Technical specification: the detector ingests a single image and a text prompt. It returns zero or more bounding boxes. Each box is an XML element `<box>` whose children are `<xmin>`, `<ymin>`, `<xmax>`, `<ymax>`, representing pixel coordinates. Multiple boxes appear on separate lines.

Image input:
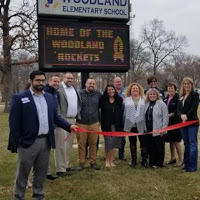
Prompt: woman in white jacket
<box><xmin>123</xmin><ymin>83</ymin><xmax>147</xmax><ymax>167</ymax></box>
<box><xmin>145</xmin><ymin>88</ymin><xmax>169</xmax><ymax>168</ymax></box>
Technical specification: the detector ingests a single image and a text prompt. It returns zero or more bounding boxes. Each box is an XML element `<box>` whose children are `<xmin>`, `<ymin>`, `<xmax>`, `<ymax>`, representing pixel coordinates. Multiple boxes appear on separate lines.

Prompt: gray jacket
<box><xmin>145</xmin><ymin>100</ymin><xmax>169</xmax><ymax>136</ymax></box>
<box><xmin>57</xmin><ymin>84</ymin><xmax>82</xmax><ymax>120</ymax></box>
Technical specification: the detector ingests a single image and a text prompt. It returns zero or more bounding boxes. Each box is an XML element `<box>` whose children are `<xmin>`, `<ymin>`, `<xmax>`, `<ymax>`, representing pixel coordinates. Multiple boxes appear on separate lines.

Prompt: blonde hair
<box><xmin>179</xmin><ymin>77</ymin><xmax>195</xmax><ymax>97</ymax></box>
<box><xmin>125</xmin><ymin>82</ymin><xmax>144</xmax><ymax>97</ymax></box>
<box><xmin>145</xmin><ymin>88</ymin><xmax>161</xmax><ymax>102</ymax></box>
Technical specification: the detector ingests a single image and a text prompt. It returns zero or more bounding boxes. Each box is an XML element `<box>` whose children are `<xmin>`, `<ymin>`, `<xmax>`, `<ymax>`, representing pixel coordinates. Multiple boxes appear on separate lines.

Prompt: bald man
<box><xmin>55</xmin><ymin>72</ymin><xmax>82</xmax><ymax>177</ymax></box>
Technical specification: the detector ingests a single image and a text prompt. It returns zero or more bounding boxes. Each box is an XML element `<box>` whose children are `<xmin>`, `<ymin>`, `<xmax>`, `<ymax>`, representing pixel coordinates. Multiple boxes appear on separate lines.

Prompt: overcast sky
<box><xmin>131</xmin><ymin>0</ymin><xmax>200</xmax><ymax>56</ymax></box>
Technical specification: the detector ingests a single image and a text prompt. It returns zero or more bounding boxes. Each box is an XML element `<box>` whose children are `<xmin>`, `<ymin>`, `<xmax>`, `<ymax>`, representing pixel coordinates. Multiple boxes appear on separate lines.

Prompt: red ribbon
<box><xmin>76</xmin><ymin>120</ymin><xmax>199</xmax><ymax>137</ymax></box>
<box><xmin>64</xmin><ymin>120</ymin><xmax>198</xmax><ymax>141</ymax></box>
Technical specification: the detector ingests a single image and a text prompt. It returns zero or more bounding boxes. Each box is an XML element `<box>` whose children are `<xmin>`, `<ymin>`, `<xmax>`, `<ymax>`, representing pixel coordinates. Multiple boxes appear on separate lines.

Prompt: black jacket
<box><xmin>177</xmin><ymin>91</ymin><xmax>199</xmax><ymax>126</ymax></box>
<box><xmin>99</xmin><ymin>96</ymin><xmax>124</xmax><ymax>131</ymax></box>
<box><xmin>44</xmin><ymin>84</ymin><xmax>58</xmax><ymax>106</ymax></box>
<box><xmin>163</xmin><ymin>93</ymin><xmax>179</xmax><ymax>125</ymax></box>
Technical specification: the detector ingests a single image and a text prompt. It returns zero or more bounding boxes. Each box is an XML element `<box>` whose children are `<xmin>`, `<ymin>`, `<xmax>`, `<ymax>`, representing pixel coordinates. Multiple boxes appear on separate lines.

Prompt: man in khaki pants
<box><xmin>76</xmin><ymin>77</ymin><xmax>102</xmax><ymax>171</ymax></box>
<box><xmin>55</xmin><ymin>72</ymin><xmax>82</xmax><ymax>177</ymax></box>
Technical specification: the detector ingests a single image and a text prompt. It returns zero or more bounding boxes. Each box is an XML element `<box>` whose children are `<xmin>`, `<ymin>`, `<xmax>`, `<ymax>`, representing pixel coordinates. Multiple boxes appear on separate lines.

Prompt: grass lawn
<box><xmin>1</xmin><ymin>108</ymin><xmax>200</xmax><ymax>200</ymax></box>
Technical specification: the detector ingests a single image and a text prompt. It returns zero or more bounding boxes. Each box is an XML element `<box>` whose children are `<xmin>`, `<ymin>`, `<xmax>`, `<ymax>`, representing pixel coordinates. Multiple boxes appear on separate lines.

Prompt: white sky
<box><xmin>131</xmin><ymin>0</ymin><xmax>200</xmax><ymax>56</ymax></box>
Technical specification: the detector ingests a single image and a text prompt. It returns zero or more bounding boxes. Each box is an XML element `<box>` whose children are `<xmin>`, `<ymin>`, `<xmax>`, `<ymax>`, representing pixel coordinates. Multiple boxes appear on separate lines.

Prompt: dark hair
<box><xmin>102</xmin><ymin>84</ymin><xmax>122</xmax><ymax>105</ymax></box>
<box><xmin>166</xmin><ymin>82</ymin><xmax>177</xmax><ymax>91</ymax></box>
<box><xmin>86</xmin><ymin>77</ymin><xmax>95</xmax><ymax>82</ymax></box>
<box><xmin>147</xmin><ymin>75</ymin><xmax>157</xmax><ymax>84</ymax></box>
<box><xmin>29</xmin><ymin>70</ymin><xmax>46</xmax><ymax>81</ymax></box>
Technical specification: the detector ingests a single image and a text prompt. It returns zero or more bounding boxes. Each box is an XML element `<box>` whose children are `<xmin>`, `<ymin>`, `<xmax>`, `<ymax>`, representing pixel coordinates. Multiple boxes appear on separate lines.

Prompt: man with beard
<box><xmin>55</xmin><ymin>72</ymin><xmax>81</xmax><ymax>177</ymax></box>
<box><xmin>76</xmin><ymin>77</ymin><xmax>101</xmax><ymax>171</ymax></box>
<box><xmin>9</xmin><ymin>70</ymin><xmax>78</xmax><ymax>200</ymax></box>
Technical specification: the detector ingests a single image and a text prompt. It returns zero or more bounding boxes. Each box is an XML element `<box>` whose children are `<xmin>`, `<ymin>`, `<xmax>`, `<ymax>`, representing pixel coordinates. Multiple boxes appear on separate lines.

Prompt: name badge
<box><xmin>21</xmin><ymin>97</ymin><xmax>30</xmax><ymax>104</ymax></box>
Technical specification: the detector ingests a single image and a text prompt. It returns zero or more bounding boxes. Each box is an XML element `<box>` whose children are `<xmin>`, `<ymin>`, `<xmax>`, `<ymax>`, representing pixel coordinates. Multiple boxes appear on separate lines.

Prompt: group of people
<box><xmin>8</xmin><ymin>70</ymin><xmax>199</xmax><ymax>200</ymax></box>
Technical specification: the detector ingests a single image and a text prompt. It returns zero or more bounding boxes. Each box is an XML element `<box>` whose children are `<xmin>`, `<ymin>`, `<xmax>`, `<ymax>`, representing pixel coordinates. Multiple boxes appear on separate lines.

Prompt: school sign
<box><xmin>38</xmin><ymin>0</ymin><xmax>130</xmax><ymax>20</ymax></box>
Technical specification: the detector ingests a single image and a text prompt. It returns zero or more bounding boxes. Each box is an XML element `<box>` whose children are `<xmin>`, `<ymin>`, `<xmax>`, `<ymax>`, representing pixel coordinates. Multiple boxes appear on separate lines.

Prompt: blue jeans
<box><xmin>181</xmin><ymin>125</ymin><xmax>199</xmax><ymax>171</ymax></box>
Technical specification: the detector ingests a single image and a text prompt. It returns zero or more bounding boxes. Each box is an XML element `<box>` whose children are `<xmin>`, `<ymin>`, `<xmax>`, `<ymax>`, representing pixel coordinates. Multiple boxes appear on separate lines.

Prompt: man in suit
<box><xmin>9</xmin><ymin>70</ymin><xmax>78</xmax><ymax>200</ymax></box>
<box><xmin>55</xmin><ymin>72</ymin><xmax>82</xmax><ymax>177</ymax></box>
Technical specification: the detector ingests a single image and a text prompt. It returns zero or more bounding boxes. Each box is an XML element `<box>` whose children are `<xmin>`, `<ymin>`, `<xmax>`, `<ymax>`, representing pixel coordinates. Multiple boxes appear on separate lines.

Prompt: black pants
<box><xmin>147</xmin><ymin>134</ymin><xmax>165</xmax><ymax>167</ymax></box>
<box><xmin>118</xmin><ymin>137</ymin><xmax>126</xmax><ymax>159</ymax></box>
<box><xmin>129</xmin><ymin>127</ymin><xmax>148</xmax><ymax>163</ymax></box>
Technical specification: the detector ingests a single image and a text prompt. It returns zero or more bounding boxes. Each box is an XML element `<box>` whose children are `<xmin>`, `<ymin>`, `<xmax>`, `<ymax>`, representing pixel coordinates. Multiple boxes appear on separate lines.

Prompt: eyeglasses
<box><xmin>34</xmin><ymin>79</ymin><xmax>46</xmax><ymax>83</ymax></box>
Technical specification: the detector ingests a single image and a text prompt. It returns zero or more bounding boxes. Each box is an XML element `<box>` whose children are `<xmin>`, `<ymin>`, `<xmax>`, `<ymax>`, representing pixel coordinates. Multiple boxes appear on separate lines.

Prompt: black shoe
<box><xmin>46</xmin><ymin>174</ymin><xmax>59</xmax><ymax>180</ymax></box>
<box><xmin>141</xmin><ymin>160</ymin><xmax>149</xmax><ymax>168</ymax></box>
<box><xmin>91</xmin><ymin>163</ymin><xmax>100</xmax><ymax>170</ymax></box>
<box><xmin>130</xmin><ymin>161</ymin><xmax>137</xmax><ymax>168</ymax></box>
<box><xmin>168</xmin><ymin>159</ymin><xmax>176</xmax><ymax>165</ymax></box>
<box><xmin>66</xmin><ymin>167</ymin><xmax>76</xmax><ymax>172</ymax></box>
<box><xmin>77</xmin><ymin>164</ymin><xmax>84</xmax><ymax>171</ymax></box>
<box><xmin>119</xmin><ymin>157</ymin><xmax>127</xmax><ymax>161</ymax></box>
<box><xmin>56</xmin><ymin>172</ymin><xmax>68</xmax><ymax>177</ymax></box>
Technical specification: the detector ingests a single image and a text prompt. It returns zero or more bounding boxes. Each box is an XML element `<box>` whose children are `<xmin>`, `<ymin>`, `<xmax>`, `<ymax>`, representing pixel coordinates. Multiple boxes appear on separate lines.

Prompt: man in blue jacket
<box><xmin>113</xmin><ymin>76</ymin><xmax>126</xmax><ymax>161</ymax></box>
<box><xmin>44</xmin><ymin>74</ymin><xmax>61</xmax><ymax>180</ymax></box>
<box><xmin>9</xmin><ymin>70</ymin><xmax>77</xmax><ymax>200</ymax></box>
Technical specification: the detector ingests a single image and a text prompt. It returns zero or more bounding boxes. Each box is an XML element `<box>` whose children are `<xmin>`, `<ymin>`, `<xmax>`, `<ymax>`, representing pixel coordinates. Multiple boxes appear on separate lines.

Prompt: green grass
<box><xmin>1</xmin><ymin>108</ymin><xmax>200</xmax><ymax>200</ymax></box>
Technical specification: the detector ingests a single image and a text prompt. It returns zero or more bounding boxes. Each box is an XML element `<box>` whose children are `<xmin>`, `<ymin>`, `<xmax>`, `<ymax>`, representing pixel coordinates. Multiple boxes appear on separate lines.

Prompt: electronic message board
<box><xmin>38</xmin><ymin>19</ymin><xmax>129</xmax><ymax>72</ymax></box>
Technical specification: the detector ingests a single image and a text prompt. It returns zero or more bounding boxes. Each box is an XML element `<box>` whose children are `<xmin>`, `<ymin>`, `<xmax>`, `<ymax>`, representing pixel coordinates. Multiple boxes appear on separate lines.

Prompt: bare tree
<box><xmin>0</xmin><ymin>0</ymin><xmax>38</xmax><ymax>112</ymax></box>
<box><xmin>140</xmin><ymin>18</ymin><xmax>187</xmax><ymax>75</ymax></box>
<box><xmin>165</xmin><ymin>53</ymin><xmax>200</xmax><ymax>87</ymax></box>
<box><xmin>128</xmin><ymin>39</ymin><xmax>150</xmax><ymax>82</ymax></box>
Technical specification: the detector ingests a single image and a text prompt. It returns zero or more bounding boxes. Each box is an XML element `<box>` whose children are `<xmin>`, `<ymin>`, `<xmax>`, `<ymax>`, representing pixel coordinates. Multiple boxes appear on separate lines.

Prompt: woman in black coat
<box><xmin>163</xmin><ymin>82</ymin><xmax>183</xmax><ymax>167</ymax></box>
<box><xmin>99</xmin><ymin>84</ymin><xmax>124</xmax><ymax>167</ymax></box>
<box><xmin>177</xmin><ymin>77</ymin><xmax>199</xmax><ymax>172</ymax></box>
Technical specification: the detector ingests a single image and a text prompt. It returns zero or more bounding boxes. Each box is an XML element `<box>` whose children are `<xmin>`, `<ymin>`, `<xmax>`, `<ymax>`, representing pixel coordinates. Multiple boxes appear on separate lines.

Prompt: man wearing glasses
<box><xmin>55</xmin><ymin>72</ymin><xmax>81</xmax><ymax>177</ymax></box>
<box><xmin>9</xmin><ymin>70</ymin><xmax>78</xmax><ymax>200</ymax></box>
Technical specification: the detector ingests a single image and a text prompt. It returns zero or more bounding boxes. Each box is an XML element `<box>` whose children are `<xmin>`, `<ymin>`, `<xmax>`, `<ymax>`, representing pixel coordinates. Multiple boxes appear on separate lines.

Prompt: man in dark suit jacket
<box><xmin>9</xmin><ymin>70</ymin><xmax>77</xmax><ymax>200</ymax></box>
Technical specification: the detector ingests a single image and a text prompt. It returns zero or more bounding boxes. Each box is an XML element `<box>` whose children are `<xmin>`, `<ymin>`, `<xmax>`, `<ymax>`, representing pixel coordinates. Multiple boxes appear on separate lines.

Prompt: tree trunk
<box><xmin>3</xmin><ymin>70</ymin><xmax>13</xmax><ymax>113</ymax></box>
